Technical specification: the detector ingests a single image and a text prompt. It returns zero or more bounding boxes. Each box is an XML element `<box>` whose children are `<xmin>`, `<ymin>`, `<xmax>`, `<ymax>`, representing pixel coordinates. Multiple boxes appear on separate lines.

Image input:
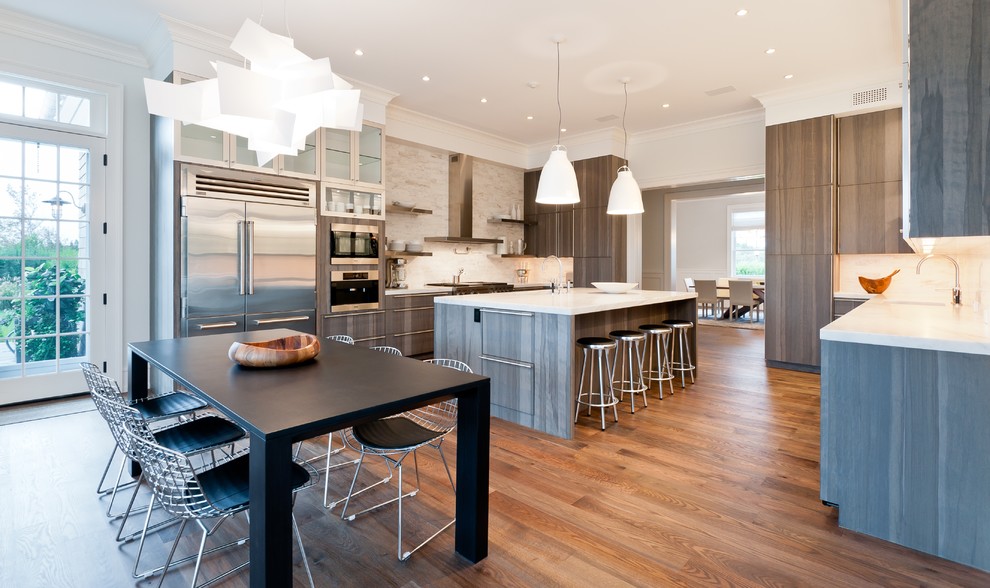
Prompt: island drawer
<box><xmin>478</xmin><ymin>354</ymin><xmax>535</xmax><ymax>415</ymax></box>
<box><xmin>322</xmin><ymin>310</ymin><xmax>386</xmax><ymax>347</ymax></box>
<box><xmin>479</xmin><ymin>308</ymin><xmax>534</xmax><ymax>362</ymax></box>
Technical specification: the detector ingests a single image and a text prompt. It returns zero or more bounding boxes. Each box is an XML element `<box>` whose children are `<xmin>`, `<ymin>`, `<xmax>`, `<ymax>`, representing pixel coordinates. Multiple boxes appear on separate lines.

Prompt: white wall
<box><xmin>0</xmin><ymin>13</ymin><xmax>151</xmax><ymax>382</ymax></box>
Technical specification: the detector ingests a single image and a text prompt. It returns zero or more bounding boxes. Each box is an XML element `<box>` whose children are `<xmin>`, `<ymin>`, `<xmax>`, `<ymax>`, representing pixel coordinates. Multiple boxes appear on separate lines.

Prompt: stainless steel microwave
<box><xmin>330</xmin><ymin>223</ymin><xmax>379</xmax><ymax>264</ymax></box>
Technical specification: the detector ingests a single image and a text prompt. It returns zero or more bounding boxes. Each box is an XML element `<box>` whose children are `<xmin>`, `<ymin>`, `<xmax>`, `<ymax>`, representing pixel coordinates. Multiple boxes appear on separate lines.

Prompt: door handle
<box><xmin>197</xmin><ymin>321</ymin><xmax>239</xmax><ymax>330</ymax></box>
<box><xmin>245</xmin><ymin>220</ymin><xmax>255</xmax><ymax>295</ymax></box>
<box><xmin>252</xmin><ymin>315</ymin><xmax>310</xmax><ymax>325</ymax></box>
<box><xmin>237</xmin><ymin>220</ymin><xmax>246</xmax><ymax>296</ymax></box>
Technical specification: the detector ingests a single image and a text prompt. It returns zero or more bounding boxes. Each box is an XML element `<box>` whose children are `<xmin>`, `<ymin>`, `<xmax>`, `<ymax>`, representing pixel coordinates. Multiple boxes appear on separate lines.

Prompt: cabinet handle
<box><xmin>197</xmin><ymin>321</ymin><xmax>239</xmax><ymax>330</ymax></box>
<box><xmin>479</xmin><ymin>309</ymin><xmax>534</xmax><ymax>317</ymax></box>
<box><xmin>393</xmin><ymin>329</ymin><xmax>434</xmax><ymax>338</ymax></box>
<box><xmin>353</xmin><ymin>335</ymin><xmax>386</xmax><ymax>343</ymax></box>
<box><xmin>392</xmin><ymin>306</ymin><xmax>434</xmax><ymax>313</ymax></box>
<box><xmin>253</xmin><ymin>315</ymin><xmax>310</xmax><ymax>325</ymax></box>
<box><xmin>324</xmin><ymin>310</ymin><xmax>385</xmax><ymax>318</ymax></box>
<box><xmin>479</xmin><ymin>354</ymin><xmax>533</xmax><ymax>369</ymax></box>
<box><xmin>393</xmin><ymin>294</ymin><xmax>437</xmax><ymax>299</ymax></box>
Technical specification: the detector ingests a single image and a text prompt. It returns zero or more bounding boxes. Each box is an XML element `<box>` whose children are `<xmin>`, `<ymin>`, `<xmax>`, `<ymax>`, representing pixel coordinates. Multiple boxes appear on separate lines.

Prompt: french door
<box><xmin>0</xmin><ymin>122</ymin><xmax>105</xmax><ymax>404</ymax></box>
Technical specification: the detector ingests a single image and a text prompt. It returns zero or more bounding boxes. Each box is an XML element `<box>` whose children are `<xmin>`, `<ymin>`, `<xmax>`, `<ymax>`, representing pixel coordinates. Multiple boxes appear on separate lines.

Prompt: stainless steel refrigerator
<box><xmin>180</xmin><ymin>173</ymin><xmax>317</xmax><ymax>337</ymax></box>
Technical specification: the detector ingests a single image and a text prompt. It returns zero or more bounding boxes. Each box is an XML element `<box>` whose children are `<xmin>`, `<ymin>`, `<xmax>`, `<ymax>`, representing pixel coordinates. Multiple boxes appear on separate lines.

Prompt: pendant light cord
<box><xmin>555</xmin><ymin>41</ymin><xmax>562</xmax><ymax>146</ymax></box>
<box><xmin>621</xmin><ymin>82</ymin><xmax>629</xmax><ymax>161</ymax></box>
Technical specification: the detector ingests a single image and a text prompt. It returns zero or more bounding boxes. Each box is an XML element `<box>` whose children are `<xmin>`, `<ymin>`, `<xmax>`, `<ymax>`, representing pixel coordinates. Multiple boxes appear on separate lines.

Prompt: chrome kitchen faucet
<box><xmin>916</xmin><ymin>254</ymin><xmax>962</xmax><ymax>305</ymax></box>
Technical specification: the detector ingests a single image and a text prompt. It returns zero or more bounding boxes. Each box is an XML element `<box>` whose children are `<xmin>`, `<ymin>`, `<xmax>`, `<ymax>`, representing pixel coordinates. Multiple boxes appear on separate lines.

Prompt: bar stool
<box><xmin>638</xmin><ymin>324</ymin><xmax>674</xmax><ymax>399</ymax></box>
<box><xmin>609</xmin><ymin>330</ymin><xmax>648</xmax><ymax>413</ymax></box>
<box><xmin>574</xmin><ymin>337</ymin><xmax>619</xmax><ymax>430</ymax></box>
<box><xmin>662</xmin><ymin>319</ymin><xmax>695</xmax><ymax>388</ymax></box>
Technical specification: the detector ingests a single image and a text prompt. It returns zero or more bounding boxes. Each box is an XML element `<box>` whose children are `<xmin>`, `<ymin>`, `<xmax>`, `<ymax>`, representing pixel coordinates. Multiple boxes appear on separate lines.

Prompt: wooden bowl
<box><xmin>228</xmin><ymin>334</ymin><xmax>320</xmax><ymax>368</ymax></box>
<box><xmin>858</xmin><ymin>269</ymin><xmax>900</xmax><ymax>294</ymax></box>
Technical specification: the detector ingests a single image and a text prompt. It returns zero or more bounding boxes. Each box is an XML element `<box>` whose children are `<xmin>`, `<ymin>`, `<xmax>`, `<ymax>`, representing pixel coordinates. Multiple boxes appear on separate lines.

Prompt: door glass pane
<box><xmin>0</xmin><ymin>137</ymin><xmax>22</xmax><ymax>176</ymax></box>
<box><xmin>233</xmin><ymin>135</ymin><xmax>275</xmax><ymax>170</ymax></box>
<box><xmin>0</xmin><ymin>134</ymin><xmax>92</xmax><ymax>382</ymax></box>
<box><xmin>324</xmin><ymin>128</ymin><xmax>351</xmax><ymax>179</ymax></box>
<box><xmin>179</xmin><ymin>123</ymin><xmax>224</xmax><ymax>161</ymax></box>
<box><xmin>358</xmin><ymin>125</ymin><xmax>382</xmax><ymax>184</ymax></box>
<box><xmin>282</xmin><ymin>131</ymin><xmax>318</xmax><ymax>176</ymax></box>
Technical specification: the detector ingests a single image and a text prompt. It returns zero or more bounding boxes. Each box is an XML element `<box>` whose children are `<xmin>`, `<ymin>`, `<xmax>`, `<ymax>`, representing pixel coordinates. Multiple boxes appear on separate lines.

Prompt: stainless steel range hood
<box><xmin>424</xmin><ymin>154</ymin><xmax>501</xmax><ymax>244</ymax></box>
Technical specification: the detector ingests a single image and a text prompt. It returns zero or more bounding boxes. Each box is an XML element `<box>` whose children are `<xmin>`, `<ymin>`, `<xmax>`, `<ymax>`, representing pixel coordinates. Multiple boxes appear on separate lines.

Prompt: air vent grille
<box><xmin>852</xmin><ymin>87</ymin><xmax>888</xmax><ymax>106</ymax></box>
<box><xmin>183</xmin><ymin>166</ymin><xmax>316</xmax><ymax>207</ymax></box>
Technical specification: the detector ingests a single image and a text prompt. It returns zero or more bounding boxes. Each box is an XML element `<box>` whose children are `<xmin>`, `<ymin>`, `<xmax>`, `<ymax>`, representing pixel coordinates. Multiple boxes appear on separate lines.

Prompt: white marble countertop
<box><xmin>434</xmin><ymin>287</ymin><xmax>696</xmax><ymax>316</ymax></box>
<box><xmin>832</xmin><ymin>291</ymin><xmax>876</xmax><ymax>300</ymax></box>
<box><xmin>820</xmin><ymin>293</ymin><xmax>990</xmax><ymax>355</ymax></box>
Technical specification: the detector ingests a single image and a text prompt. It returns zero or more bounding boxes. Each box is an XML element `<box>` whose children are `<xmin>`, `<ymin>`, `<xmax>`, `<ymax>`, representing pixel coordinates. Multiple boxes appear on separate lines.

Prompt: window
<box><xmin>728</xmin><ymin>205</ymin><xmax>765</xmax><ymax>277</ymax></box>
<box><xmin>0</xmin><ymin>73</ymin><xmax>106</xmax><ymax>135</ymax></box>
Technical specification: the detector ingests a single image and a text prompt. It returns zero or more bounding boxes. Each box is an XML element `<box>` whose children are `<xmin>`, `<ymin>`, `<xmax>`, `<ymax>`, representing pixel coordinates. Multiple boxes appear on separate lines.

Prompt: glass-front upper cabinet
<box><xmin>230</xmin><ymin>135</ymin><xmax>275</xmax><ymax>172</ymax></box>
<box><xmin>280</xmin><ymin>131</ymin><xmax>320</xmax><ymax>178</ymax></box>
<box><xmin>322</xmin><ymin>122</ymin><xmax>384</xmax><ymax>186</ymax></box>
<box><xmin>172</xmin><ymin>73</ymin><xmax>228</xmax><ymax>166</ymax></box>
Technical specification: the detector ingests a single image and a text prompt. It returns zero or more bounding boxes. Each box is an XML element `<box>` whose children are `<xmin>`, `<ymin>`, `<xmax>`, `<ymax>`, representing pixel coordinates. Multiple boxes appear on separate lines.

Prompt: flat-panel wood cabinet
<box><xmin>386</xmin><ymin>292</ymin><xmax>440</xmax><ymax>357</ymax></box>
<box><xmin>837</xmin><ymin>182</ymin><xmax>912</xmax><ymax>254</ymax></box>
<box><xmin>322</xmin><ymin>310</ymin><xmax>386</xmax><ymax>347</ymax></box>
<box><xmin>766</xmin><ymin>115</ymin><xmax>834</xmax><ymax>190</ymax></box>
<box><xmin>766</xmin><ymin>185</ymin><xmax>834</xmax><ymax>255</ymax></box>
<box><xmin>765</xmin><ymin>254</ymin><xmax>833</xmax><ymax>368</ymax></box>
<box><xmin>908</xmin><ymin>0</ymin><xmax>990</xmax><ymax>238</ymax></box>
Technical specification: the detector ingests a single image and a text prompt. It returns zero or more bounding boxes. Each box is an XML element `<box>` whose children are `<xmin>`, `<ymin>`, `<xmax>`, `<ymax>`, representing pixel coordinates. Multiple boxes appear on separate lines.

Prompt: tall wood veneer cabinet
<box><xmin>523</xmin><ymin>154</ymin><xmax>627</xmax><ymax>285</ymax></box>
<box><xmin>765</xmin><ymin>115</ymin><xmax>835</xmax><ymax>371</ymax></box>
<box><xmin>908</xmin><ymin>0</ymin><xmax>990</xmax><ymax>238</ymax></box>
<box><xmin>837</xmin><ymin>108</ymin><xmax>911</xmax><ymax>254</ymax></box>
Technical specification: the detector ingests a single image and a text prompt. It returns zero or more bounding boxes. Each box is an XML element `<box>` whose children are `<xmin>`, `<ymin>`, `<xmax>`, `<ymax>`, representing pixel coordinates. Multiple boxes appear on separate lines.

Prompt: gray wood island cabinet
<box><xmin>434</xmin><ymin>288</ymin><xmax>697</xmax><ymax>439</ymax></box>
<box><xmin>820</xmin><ymin>297</ymin><xmax>990</xmax><ymax>572</ymax></box>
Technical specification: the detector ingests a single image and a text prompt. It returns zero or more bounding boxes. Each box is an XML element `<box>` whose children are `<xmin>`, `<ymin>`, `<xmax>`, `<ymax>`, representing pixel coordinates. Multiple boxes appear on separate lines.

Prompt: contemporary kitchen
<box><xmin>2</xmin><ymin>1</ymin><xmax>990</xmax><ymax>587</ymax></box>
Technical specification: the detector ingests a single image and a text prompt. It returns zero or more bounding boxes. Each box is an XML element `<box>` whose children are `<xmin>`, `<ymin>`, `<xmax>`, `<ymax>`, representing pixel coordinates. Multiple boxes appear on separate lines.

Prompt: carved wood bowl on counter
<box><xmin>858</xmin><ymin>269</ymin><xmax>900</xmax><ymax>294</ymax></box>
<box><xmin>228</xmin><ymin>334</ymin><xmax>321</xmax><ymax>368</ymax></box>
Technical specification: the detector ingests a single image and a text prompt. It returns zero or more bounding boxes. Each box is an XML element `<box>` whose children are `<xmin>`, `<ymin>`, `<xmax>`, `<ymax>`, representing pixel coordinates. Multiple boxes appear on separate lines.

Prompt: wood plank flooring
<box><xmin>2</xmin><ymin>326</ymin><xmax>989</xmax><ymax>587</ymax></box>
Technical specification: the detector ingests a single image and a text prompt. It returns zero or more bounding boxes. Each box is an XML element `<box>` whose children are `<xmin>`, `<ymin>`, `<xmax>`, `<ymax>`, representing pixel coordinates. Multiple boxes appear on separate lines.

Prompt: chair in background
<box><xmin>693</xmin><ymin>279</ymin><xmax>721</xmax><ymax>319</ymax></box>
<box><xmin>123</xmin><ymin>423</ymin><xmax>317</xmax><ymax>588</ymax></box>
<box><xmin>728</xmin><ymin>279</ymin><xmax>760</xmax><ymax>322</ymax></box>
<box><xmin>322</xmin><ymin>344</ymin><xmax>401</xmax><ymax>508</ymax></box>
<box><xmin>340</xmin><ymin>358</ymin><xmax>468</xmax><ymax>560</ymax></box>
<box><xmin>683</xmin><ymin>277</ymin><xmax>696</xmax><ymax>292</ymax></box>
<box><xmin>297</xmin><ymin>334</ymin><xmax>354</xmax><ymax>479</ymax></box>
<box><xmin>326</xmin><ymin>334</ymin><xmax>355</xmax><ymax>344</ymax></box>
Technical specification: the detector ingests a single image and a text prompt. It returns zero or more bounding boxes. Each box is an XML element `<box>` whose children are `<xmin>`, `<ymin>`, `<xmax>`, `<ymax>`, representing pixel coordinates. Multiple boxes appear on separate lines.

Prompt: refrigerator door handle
<box><xmin>245</xmin><ymin>220</ymin><xmax>256</xmax><ymax>295</ymax></box>
<box><xmin>237</xmin><ymin>220</ymin><xmax>246</xmax><ymax>296</ymax></box>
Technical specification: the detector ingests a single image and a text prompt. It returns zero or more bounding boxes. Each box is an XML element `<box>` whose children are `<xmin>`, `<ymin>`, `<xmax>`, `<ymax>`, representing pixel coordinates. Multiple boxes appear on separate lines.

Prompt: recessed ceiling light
<box><xmin>480</xmin><ymin>98</ymin><xmax>487</xmax><ymax>103</ymax></box>
<box><xmin>421</xmin><ymin>75</ymin><xmax>430</xmax><ymax>82</ymax></box>
<box><xmin>784</xmin><ymin>74</ymin><xmax>794</xmax><ymax>80</ymax></box>
<box><xmin>736</xmin><ymin>8</ymin><xmax>748</xmax><ymax>16</ymax></box>
<box><xmin>560</xmin><ymin>128</ymin><xmax>567</xmax><ymax>133</ymax></box>
<box><xmin>527</xmin><ymin>115</ymin><xmax>534</xmax><ymax>120</ymax></box>
<box><xmin>765</xmin><ymin>48</ymin><xmax>776</xmax><ymax>55</ymax></box>
<box><xmin>661</xmin><ymin>103</ymin><xmax>670</xmax><ymax>109</ymax></box>
<box><xmin>354</xmin><ymin>49</ymin><xmax>364</xmax><ymax>56</ymax></box>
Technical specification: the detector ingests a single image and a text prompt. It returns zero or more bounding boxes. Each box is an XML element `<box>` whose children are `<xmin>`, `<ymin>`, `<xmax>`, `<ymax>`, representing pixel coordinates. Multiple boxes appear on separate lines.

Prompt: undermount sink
<box><xmin>885</xmin><ymin>300</ymin><xmax>946</xmax><ymax>307</ymax></box>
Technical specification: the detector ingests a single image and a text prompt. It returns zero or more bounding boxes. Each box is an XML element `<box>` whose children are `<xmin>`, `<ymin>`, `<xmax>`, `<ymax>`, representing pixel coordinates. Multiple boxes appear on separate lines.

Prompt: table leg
<box><xmin>249</xmin><ymin>434</ymin><xmax>294</xmax><ymax>588</ymax></box>
<box><xmin>128</xmin><ymin>351</ymin><xmax>149</xmax><ymax>477</ymax></box>
<box><xmin>454</xmin><ymin>379</ymin><xmax>491</xmax><ymax>562</ymax></box>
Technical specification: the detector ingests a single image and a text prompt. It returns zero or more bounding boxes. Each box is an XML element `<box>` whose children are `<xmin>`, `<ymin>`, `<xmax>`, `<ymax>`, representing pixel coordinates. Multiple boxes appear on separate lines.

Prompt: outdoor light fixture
<box><xmin>536</xmin><ymin>39</ymin><xmax>580</xmax><ymax>205</ymax></box>
<box><xmin>607</xmin><ymin>80</ymin><xmax>644</xmax><ymax>215</ymax></box>
<box><xmin>143</xmin><ymin>19</ymin><xmax>363</xmax><ymax>166</ymax></box>
<box><xmin>42</xmin><ymin>191</ymin><xmax>85</xmax><ymax>219</ymax></box>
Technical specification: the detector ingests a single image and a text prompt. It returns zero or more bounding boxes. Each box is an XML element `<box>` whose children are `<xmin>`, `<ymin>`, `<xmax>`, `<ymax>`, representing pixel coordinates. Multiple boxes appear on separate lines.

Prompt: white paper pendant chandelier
<box><xmin>144</xmin><ymin>19</ymin><xmax>363</xmax><ymax>166</ymax></box>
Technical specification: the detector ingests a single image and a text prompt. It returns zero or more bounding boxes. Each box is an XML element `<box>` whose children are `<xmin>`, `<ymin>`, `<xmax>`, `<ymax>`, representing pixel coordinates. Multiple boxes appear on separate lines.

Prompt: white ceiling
<box><xmin>0</xmin><ymin>0</ymin><xmax>903</xmax><ymax>146</ymax></box>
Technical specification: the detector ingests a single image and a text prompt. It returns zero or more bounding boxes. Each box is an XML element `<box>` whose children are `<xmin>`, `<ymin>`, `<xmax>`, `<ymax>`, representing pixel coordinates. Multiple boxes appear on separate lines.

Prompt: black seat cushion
<box><xmin>609</xmin><ymin>330</ymin><xmax>645</xmax><ymax>339</ymax></box>
<box><xmin>196</xmin><ymin>455</ymin><xmax>312</xmax><ymax>513</ymax></box>
<box><xmin>662</xmin><ymin>319</ymin><xmax>693</xmax><ymax>328</ymax></box>
<box><xmin>353</xmin><ymin>416</ymin><xmax>441</xmax><ymax>451</ymax></box>
<box><xmin>577</xmin><ymin>336</ymin><xmax>614</xmax><ymax>347</ymax></box>
<box><xmin>638</xmin><ymin>323</ymin><xmax>670</xmax><ymax>331</ymax></box>
<box><xmin>154</xmin><ymin>417</ymin><xmax>245</xmax><ymax>454</ymax></box>
<box><xmin>134</xmin><ymin>392</ymin><xmax>207</xmax><ymax>420</ymax></box>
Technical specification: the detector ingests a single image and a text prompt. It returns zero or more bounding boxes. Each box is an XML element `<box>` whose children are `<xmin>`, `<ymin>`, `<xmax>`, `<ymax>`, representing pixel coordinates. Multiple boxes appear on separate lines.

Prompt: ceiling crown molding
<box><xmin>0</xmin><ymin>7</ymin><xmax>147</xmax><ymax>68</ymax></box>
<box><xmin>387</xmin><ymin>105</ymin><xmax>529</xmax><ymax>168</ymax></box>
<box><xmin>631</xmin><ymin>108</ymin><xmax>766</xmax><ymax>145</ymax></box>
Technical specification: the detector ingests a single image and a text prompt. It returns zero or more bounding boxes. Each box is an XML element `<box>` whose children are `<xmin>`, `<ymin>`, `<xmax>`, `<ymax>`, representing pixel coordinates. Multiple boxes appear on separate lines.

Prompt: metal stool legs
<box><xmin>639</xmin><ymin>325</ymin><xmax>674</xmax><ymax>399</ymax></box>
<box><xmin>663</xmin><ymin>320</ymin><xmax>696</xmax><ymax>388</ymax></box>
<box><xmin>574</xmin><ymin>338</ymin><xmax>618</xmax><ymax>430</ymax></box>
<box><xmin>609</xmin><ymin>331</ymin><xmax>648</xmax><ymax>413</ymax></box>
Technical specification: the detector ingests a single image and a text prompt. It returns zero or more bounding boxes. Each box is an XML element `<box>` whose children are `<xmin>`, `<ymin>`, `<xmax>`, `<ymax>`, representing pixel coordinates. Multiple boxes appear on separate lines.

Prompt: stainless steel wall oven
<box><xmin>329</xmin><ymin>270</ymin><xmax>380</xmax><ymax>312</ymax></box>
<box><xmin>330</xmin><ymin>223</ymin><xmax>379</xmax><ymax>264</ymax></box>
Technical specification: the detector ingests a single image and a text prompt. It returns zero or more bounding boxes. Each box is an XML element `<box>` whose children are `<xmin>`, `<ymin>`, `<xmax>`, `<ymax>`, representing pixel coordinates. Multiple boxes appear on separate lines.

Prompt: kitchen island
<box><xmin>820</xmin><ymin>296</ymin><xmax>990</xmax><ymax>572</ymax></box>
<box><xmin>435</xmin><ymin>288</ymin><xmax>697</xmax><ymax>439</ymax></box>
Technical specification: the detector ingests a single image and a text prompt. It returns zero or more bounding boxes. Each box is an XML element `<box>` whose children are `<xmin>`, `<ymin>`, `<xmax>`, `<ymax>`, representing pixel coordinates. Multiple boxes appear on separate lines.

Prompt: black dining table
<box><xmin>128</xmin><ymin>328</ymin><xmax>490</xmax><ymax>587</ymax></box>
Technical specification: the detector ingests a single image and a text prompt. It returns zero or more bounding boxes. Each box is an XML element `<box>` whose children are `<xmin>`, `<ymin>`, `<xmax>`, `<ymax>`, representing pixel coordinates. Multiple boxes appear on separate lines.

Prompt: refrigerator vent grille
<box><xmin>184</xmin><ymin>167</ymin><xmax>316</xmax><ymax>207</ymax></box>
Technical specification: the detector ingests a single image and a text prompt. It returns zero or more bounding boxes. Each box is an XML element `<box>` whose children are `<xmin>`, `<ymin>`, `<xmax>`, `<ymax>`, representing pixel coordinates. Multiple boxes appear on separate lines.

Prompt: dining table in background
<box><xmin>128</xmin><ymin>328</ymin><xmax>491</xmax><ymax>587</ymax></box>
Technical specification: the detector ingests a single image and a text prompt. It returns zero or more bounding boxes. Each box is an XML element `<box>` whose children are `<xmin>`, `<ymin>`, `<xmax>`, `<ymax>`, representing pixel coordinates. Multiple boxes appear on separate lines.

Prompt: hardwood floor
<box><xmin>2</xmin><ymin>326</ymin><xmax>988</xmax><ymax>587</ymax></box>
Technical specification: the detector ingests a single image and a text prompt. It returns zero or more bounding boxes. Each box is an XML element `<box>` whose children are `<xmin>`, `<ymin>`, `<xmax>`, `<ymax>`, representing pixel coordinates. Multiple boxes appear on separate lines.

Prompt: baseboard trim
<box><xmin>766</xmin><ymin>359</ymin><xmax>820</xmax><ymax>374</ymax></box>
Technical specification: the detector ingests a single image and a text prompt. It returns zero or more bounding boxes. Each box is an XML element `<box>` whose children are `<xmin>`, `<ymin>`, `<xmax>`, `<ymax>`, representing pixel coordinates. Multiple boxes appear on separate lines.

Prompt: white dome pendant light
<box><xmin>536</xmin><ymin>39</ymin><xmax>580</xmax><ymax>205</ymax></box>
<box><xmin>607</xmin><ymin>79</ymin><xmax>644</xmax><ymax>215</ymax></box>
